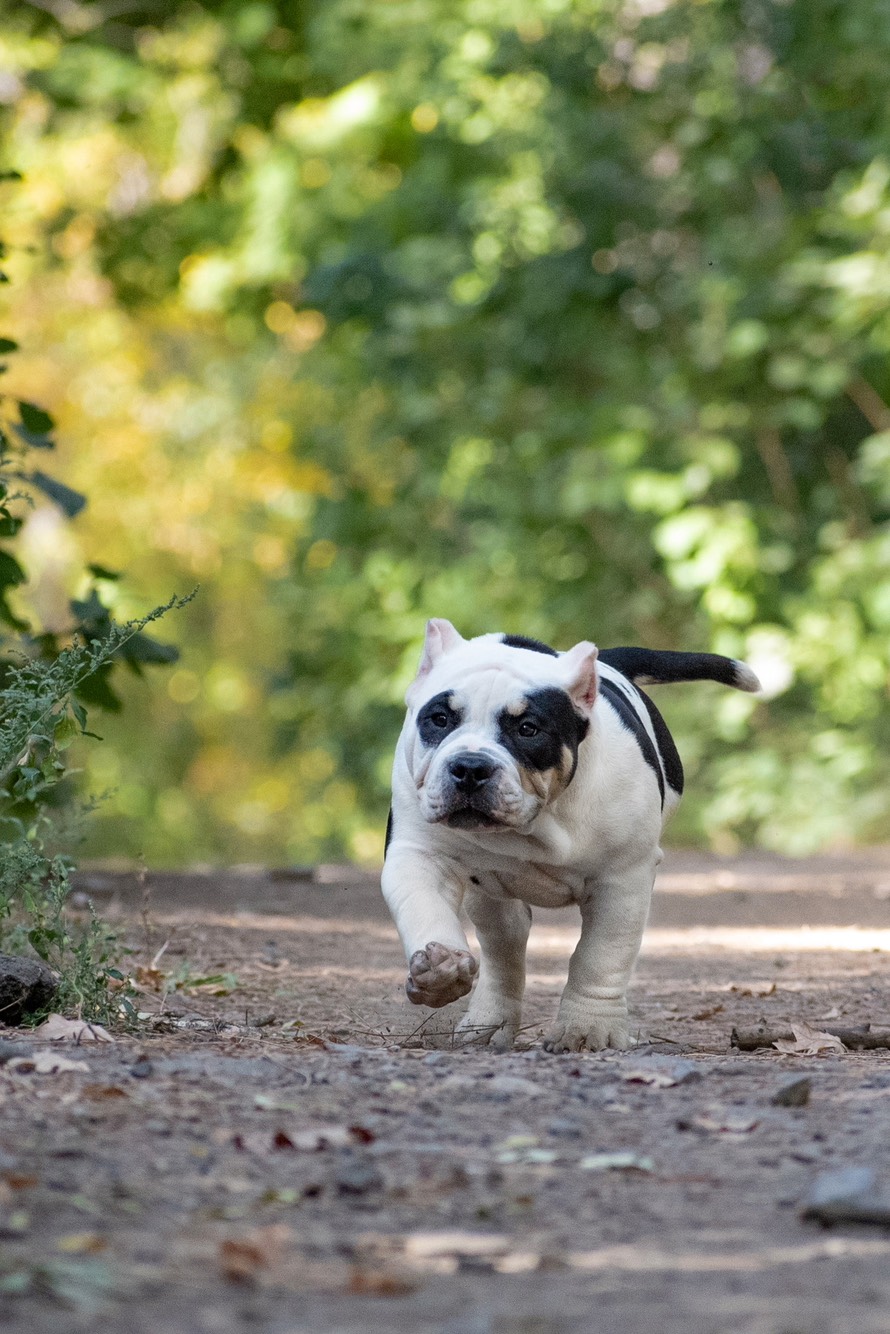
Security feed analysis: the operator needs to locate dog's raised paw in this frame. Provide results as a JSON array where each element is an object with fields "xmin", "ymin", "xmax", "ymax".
[{"xmin": 405, "ymin": 942, "xmax": 478, "ymax": 1008}]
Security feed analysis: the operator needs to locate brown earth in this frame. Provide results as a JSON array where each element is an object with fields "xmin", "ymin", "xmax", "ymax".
[{"xmin": 1, "ymin": 849, "xmax": 890, "ymax": 1333}]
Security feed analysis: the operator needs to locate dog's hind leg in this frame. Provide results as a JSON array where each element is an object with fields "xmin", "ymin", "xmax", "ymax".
[
  {"xmin": 457, "ymin": 888, "xmax": 531, "ymax": 1050},
  {"xmin": 544, "ymin": 857, "xmax": 657, "ymax": 1052}
]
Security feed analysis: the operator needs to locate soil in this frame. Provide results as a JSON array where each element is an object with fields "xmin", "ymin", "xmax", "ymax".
[{"xmin": 1, "ymin": 849, "xmax": 890, "ymax": 1334}]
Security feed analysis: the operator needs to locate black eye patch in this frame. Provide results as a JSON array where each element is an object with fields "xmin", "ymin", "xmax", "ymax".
[
  {"xmin": 417, "ymin": 691, "xmax": 463, "ymax": 746},
  {"xmin": 497, "ymin": 687, "xmax": 589, "ymax": 777}
]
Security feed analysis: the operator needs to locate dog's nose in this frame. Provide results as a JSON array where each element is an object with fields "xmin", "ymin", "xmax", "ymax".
[{"xmin": 447, "ymin": 753, "xmax": 495, "ymax": 793}]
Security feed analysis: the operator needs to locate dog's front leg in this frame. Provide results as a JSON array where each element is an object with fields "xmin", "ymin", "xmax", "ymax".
[
  {"xmin": 381, "ymin": 843, "xmax": 478, "ymax": 1008},
  {"xmin": 544, "ymin": 860, "xmax": 657, "ymax": 1052}
]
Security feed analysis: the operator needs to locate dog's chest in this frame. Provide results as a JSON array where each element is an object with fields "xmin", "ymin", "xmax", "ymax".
[{"xmin": 470, "ymin": 860, "xmax": 587, "ymax": 909}]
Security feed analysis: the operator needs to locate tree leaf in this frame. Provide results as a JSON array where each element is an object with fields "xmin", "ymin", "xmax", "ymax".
[
  {"xmin": 18, "ymin": 402, "xmax": 55, "ymax": 435},
  {"xmin": 29, "ymin": 471, "xmax": 87, "ymax": 517}
]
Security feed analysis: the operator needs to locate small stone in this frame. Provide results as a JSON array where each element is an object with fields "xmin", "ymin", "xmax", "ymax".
[
  {"xmin": 547, "ymin": 1119, "xmax": 582, "ymax": 1138},
  {"xmin": 482, "ymin": 1075, "xmax": 545, "ymax": 1100},
  {"xmin": 771, "ymin": 1076, "xmax": 811, "ymax": 1108},
  {"xmin": 802, "ymin": 1167, "xmax": 890, "ymax": 1226},
  {"xmin": 336, "ymin": 1157, "xmax": 384, "ymax": 1196},
  {"xmin": 130, "ymin": 1058, "xmax": 153, "ymax": 1079},
  {"xmin": 0, "ymin": 954, "xmax": 58, "ymax": 1025}
]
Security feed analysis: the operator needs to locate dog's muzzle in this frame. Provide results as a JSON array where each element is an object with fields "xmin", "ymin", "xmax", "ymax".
[{"xmin": 438, "ymin": 750, "xmax": 504, "ymax": 828}]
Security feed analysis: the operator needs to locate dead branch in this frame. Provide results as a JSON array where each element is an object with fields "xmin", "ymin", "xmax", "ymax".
[{"xmin": 732, "ymin": 1024, "xmax": 890, "ymax": 1051}]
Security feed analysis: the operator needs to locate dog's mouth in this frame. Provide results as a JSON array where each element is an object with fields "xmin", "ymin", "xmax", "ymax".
[{"xmin": 442, "ymin": 806, "xmax": 509, "ymax": 831}]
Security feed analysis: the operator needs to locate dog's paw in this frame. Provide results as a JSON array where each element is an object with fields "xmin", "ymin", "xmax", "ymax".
[
  {"xmin": 543, "ymin": 999, "xmax": 634, "ymax": 1053},
  {"xmin": 456, "ymin": 1004, "xmax": 520, "ymax": 1051},
  {"xmin": 406, "ymin": 942, "xmax": 478, "ymax": 1009}
]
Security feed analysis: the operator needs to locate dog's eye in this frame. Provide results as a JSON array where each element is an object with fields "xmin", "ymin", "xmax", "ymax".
[
  {"xmin": 430, "ymin": 712, "xmax": 450, "ymax": 728},
  {"xmin": 518, "ymin": 721, "xmax": 539, "ymax": 738}
]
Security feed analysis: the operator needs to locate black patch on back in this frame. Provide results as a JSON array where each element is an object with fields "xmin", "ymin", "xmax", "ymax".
[
  {"xmin": 417, "ymin": 691, "xmax": 462, "ymax": 747},
  {"xmin": 497, "ymin": 686, "xmax": 589, "ymax": 780},
  {"xmin": 501, "ymin": 634, "xmax": 558, "ymax": 657},
  {"xmin": 598, "ymin": 679, "xmax": 665, "ymax": 807},
  {"xmin": 599, "ymin": 646, "xmax": 739, "ymax": 687},
  {"xmin": 384, "ymin": 808, "xmax": 393, "ymax": 854},
  {"xmin": 634, "ymin": 689, "xmax": 684, "ymax": 795}
]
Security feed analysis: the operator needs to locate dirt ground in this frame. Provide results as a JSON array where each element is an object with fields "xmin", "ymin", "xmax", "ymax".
[{"xmin": 1, "ymin": 849, "xmax": 890, "ymax": 1334}]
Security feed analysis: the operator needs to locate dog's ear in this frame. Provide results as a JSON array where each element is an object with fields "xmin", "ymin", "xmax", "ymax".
[
  {"xmin": 407, "ymin": 619, "xmax": 465, "ymax": 704},
  {"xmin": 559, "ymin": 641, "xmax": 599, "ymax": 714}
]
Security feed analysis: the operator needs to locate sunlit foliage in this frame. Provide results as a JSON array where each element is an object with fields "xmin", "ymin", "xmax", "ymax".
[{"xmin": 1, "ymin": 0, "xmax": 889, "ymax": 861}]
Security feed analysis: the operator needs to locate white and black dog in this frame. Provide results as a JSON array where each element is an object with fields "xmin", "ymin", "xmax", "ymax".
[{"xmin": 381, "ymin": 620, "xmax": 760, "ymax": 1052}]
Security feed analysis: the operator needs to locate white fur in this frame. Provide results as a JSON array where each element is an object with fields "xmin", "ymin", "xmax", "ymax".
[{"xmin": 381, "ymin": 621, "xmax": 682, "ymax": 1052}]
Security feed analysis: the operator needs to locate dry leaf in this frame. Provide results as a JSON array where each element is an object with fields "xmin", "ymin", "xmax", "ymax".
[
  {"xmin": 33, "ymin": 1015, "xmax": 114, "ymax": 1044},
  {"xmin": 690, "ymin": 1003, "xmax": 725, "ymax": 1021},
  {"xmin": 773, "ymin": 1022, "xmax": 846, "ymax": 1056},
  {"xmin": 57, "ymin": 1232, "xmax": 107, "ymax": 1254},
  {"xmin": 9, "ymin": 1052, "xmax": 88, "ymax": 1075},
  {"xmin": 82, "ymin": 1084, "xmax": 128, "ymax": 1101},
  {"xmin": 133, "ymin": 965, "xmax": 166, "ymax": 990},
  {"xmin": 679, "ymin": 1109, "xmax": 759, "ymax": 1135},
  {"xmin": 232, "ymin": 1124, "xmax": 373, "ymax": 1155},
  {"xmin": 218, "ymin": 1225, "xmax": 291, "ymax": 1284},
  {"xmin": 819, "ymin": 1006, "xmax": 842, "ymax": 1021},
  {"xmin": 579, "ymin": 1151, "xmax": 656, "ymax": 1172},
  {"xmin": 348, "ymin": 1267, "xmax": 417, "ymax": 1295},
  {"xmin": 622, "ymin": 1068, "xmax": 680, "ymax": 1089},
  {"xmin": 718, "ymin": 981, "xmax": 776, "ymax": 997}
]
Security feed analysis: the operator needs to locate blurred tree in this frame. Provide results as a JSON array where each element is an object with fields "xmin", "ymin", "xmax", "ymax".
[{"xmin": 1, "ymin": 0, "xmax": 888, "ymax": 860}]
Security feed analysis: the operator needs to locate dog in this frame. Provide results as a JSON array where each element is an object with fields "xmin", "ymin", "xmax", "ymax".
[{"xmin": 381, "ymin": 619, "xmax": 760, "ymax": 1052}]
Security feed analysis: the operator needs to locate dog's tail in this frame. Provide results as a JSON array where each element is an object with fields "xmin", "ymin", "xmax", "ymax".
[{"xmin": 598, "ymin": 647, "xmax": 761, "ymax": 693}]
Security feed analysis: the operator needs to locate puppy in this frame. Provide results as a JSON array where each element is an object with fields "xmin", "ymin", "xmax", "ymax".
[{"xmin": 381, "ymin": 621, "xmax": 760, "ymax": 1051}]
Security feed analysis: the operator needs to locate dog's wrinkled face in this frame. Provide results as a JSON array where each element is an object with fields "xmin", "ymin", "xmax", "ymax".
[{"xmin": 403, "ymin": 620, "xmax": 598, "ymax": 832}]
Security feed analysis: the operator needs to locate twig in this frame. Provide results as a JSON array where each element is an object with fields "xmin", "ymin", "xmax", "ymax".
[{"xmin": 732, "ymin": 1024, "xmax": 890, "ymax": 1051}]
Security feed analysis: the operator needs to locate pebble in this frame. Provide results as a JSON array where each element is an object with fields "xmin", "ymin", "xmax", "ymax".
[{"xmin": 771, "ymin": 1076, "xmax": 811, "ymax": 1108}]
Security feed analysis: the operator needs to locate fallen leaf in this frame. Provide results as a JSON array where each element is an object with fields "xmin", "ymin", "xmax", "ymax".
[
  {"xmin": 232, "ymin": 1125, "xmax": 372, "ymax": 1155},
  {"xmin": 579, "ymin": 1152, "xmax": 655, "ymax": 1172},
  {"xmin": 218, "ymin": 1225, "xmax": 291, "ymax": 1284},
  {"xmin": 404, "ymin": 1231, "xmax": 511, "ymax": 1259},
  {"xmin": 2, "ymin": 1174, "xmax": 38, "ymax": 1190},
  {"xmin": 678, "ymin": 1109, "xmax": 759, "ymax": 1135},
  {"xmin": 622, "ymin": 1069, "xmax": 681, "ymax": 1089},
  {"xmin": 718, "ymin": 981, "xmax": 776, "ymax": 997},
  {"xmin": 8, "ymin": 1052, "xmax": 88, "ymax": 1075},
  {"xmin": 82, "ymin": 1084, "xmax": 128, "ymax": 1101},
  {"xmin": 176, "ymin": 972, "xmax": 238, "ymax": 996},
  {"xmin": 133, "ymin": 966, "xmax": 166, "ymax": 990},
  {"xmin": 773, "ymin": 1023, "xmax": 846, "ymax": 1057},
  {"xmin": 690, "ymin": 1003, "xmax": 725, "ymax": 1021},
  {"xmin": 33, "ymin": 1015, "xmax": 114, "ymax": 1044},
  {"xmin": 819, "ymin": 1006, "xmax": 842, "ymax": 1021},
  {"xmin": 57, "ymin": 1232, "xmax": 107, "ymax": 1255},
  {"xmin": 348, "ymin": 1267, "xmax": 417, "ymax": 1296}
]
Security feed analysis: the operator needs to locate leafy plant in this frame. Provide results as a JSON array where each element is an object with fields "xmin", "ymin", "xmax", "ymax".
[
  {"xmin": 0, "ymin": 595, "xmax": 192, "ymax": 1020},
  {"xmin": 0, "ymin": 188, "xmax": 191, "ymax": 1020}
]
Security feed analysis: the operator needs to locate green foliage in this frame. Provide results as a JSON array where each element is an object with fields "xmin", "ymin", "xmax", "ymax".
[
  {"xmin": 3, "ymin": 1, "xmax": 890, "ymax": 857},
  {"xmin": 0, "ymin": 183, "xmax": 190, "ymax": 1012},
  {"xmin": 0, "ymin": 595, "xmax": 192, "ymax": 1019}
]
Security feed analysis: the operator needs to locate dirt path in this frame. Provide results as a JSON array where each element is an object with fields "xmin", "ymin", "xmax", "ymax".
[{"xmin": 1, "ymin": 851, "xmax": 890, "ymax": 1333}]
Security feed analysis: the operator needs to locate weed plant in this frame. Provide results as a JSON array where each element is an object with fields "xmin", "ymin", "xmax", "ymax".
[{"xmin": 0, "ymin": 191, "xmax": 190, "ymax": 1021}]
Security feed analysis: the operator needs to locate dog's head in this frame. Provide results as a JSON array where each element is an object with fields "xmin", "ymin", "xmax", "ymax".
[{"xmin": 402, "ymin": 619, "xmax": 597, "ymax": 832}]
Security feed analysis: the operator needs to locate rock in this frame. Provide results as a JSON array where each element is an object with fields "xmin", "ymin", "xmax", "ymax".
[
  {"xmin": 335, "ymin": 1157, "xmax": 384, "ymax": 1196},
  {"xmin": 0, "ymin": 953, "xmax": 57, "ymax": 1025},
  {"xmin": 771, "ymin": 1076, "xmax": 811, "ymax": 1107},
  {"xmin": 801, "ymin": 1167, "xmax": 890, "ymax": 1226}
]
